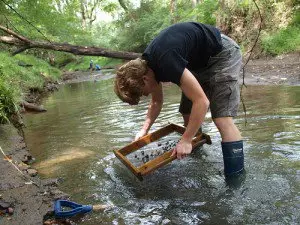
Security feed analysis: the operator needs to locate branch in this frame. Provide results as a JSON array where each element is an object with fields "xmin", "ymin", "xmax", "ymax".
[
  {"xmin": 118, "ymin": 0, "xmax": 128, "ymax": 10},
  {"xmin": 0, "ymin": 25, "xmax": 30, "ymax": 43},
  {"xmin": 0, "ymin": 36, "xmax": 24, "ymax": 45},
  {"xmin": 239, "ymin": 0, "xmax": 263, "ymax": 126},
  {"xmin": 242, "ymin": 0, "xmax": 263, "ymax": 86},
  {"xmin": 89, "ymin": 0, "xmax": 100, "ymax": 19}
]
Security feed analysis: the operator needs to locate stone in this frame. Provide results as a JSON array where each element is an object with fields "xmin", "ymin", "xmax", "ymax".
[
  {"xmin": 18, "ymin": 162, "xmax": 30, "ymax": 171},
  {"xmin": 27, "ymin": 169, "xmax": 38, "ymax": 177}
]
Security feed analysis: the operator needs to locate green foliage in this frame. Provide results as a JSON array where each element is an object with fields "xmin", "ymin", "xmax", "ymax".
[
  {"xmin": 111, "ymin": 0, "xmax": 219, "ymax": 52},
  {"xmin": 261, "ymin": 11, "xmax": 300, "ymax": 55},
  {"xmin": 291, "ymin": 9, "xmax": 300, "ymax": 26},
  {"xmin": 1, "ymin": 0, "xmax": 113, "ymax": 46},
  {"xmin": 261, "ymin": 25, "xmax": 300, "ymax": 55},
  {"xmin": 111, "ymin": 0, "xmax": 172, "ymax": 52},
  {"xmin": 51, "ymin": 52, "xmax": 78, "ymax": 68},
  {"xmin": 177, "ymin": 0, "xmax": 219, "ymax": 25},
  {"xmin": 1, "ymin": 0, "xmax": 299, "ymax": 60},
  {"xmin": 0, "ymin": 51, "xmax": 61, "ymax": 123},
  {"xmin": 0, "ymin": 52, "xmax": 61, "ymax": 90}
]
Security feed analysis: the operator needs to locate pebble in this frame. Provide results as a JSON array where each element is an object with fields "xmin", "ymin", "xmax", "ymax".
[
  {"xmin": 18, "ymin": 163, "xmax": 30, "ymax": 171},
  {"xmin": 27, "ymin": 169, "xmax": 38, "ymax": 177},
  {"xmin": 0, "ymin": 201, "xmax": 13, "ymax": 215},
  {"xmin": 0, "ymin": 201, "xmax": 10, "ymax": 210}
]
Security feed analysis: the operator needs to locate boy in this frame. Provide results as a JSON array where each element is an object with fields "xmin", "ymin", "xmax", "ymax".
[{"xmin": 114, "ymin": 22, "xmax": 244, "ymax": 177}]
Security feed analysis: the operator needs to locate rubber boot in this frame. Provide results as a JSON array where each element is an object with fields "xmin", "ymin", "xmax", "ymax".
[{"xmin": 221, "ymin": 140, "xmax": 244, "ymax": 177}]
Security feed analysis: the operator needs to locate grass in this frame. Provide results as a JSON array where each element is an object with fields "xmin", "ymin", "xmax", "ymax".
[
  {"xmin": 0, "ymin": 51, "xmax": 120, "ymax": 125},
  {"xmin": 262, "ymin": 26, "xmax": 300, "ymax": 55},
  {"xmin": 0, "ymin": 51, "xmax": 61, "ymax": 124},
  {"xmin": 0, "ymin": 75, "xmax": 18, "ymax": 124}
]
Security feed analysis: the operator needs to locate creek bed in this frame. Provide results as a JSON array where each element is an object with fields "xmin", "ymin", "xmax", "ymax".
[{"xmin": 23, "ymin": 76, "xmax": 300, "ymax": 224}]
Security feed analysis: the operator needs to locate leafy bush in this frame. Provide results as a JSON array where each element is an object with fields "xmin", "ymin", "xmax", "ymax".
[
  {"xmin": 112, "ymin": 1, "xmax": 172, "ymax": 52},
  {"xmin": 262, "ymin": 26, "xmax": 300, "ymax": 55},
  {"xmin": 112, "ymin": 0, "xmax": 219, "ymax": 52},
  {"xmin": 177, "ymin": 0, "xmax": 219, "ymax": 25},
  {"xmin": 261, "ymin": 11, "xmax": 300, "ymax": 55}
]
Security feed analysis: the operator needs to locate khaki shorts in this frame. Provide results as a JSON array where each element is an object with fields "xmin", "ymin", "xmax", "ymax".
[{"xmin": 179, "ymin": 34, "xmax": 242, "ymax": 118}]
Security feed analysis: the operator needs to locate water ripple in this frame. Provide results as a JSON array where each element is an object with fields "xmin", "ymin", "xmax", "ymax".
[{"xmin": 23, "ymin": 80, "xmax": 300, "ymax": 224}]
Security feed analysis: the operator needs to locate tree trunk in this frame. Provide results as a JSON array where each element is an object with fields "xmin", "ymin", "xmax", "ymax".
[
  {"xmin": 0, "ymin": 25, "xmax": 141, "ymax": 60},
  {"xmin": 80, "ymin": 1, "xmax": 87, "ymax": 29},
  {"xmin": 191, "ymin": 0, "xmax": 197, "ymax": 7},
  {"xmin": 170, "ymin": 0, "xmax": 177, "ymax": 24},
  {"xmin": 118, "ymin": 0, "xmax": 128, "ymax": 10},
  {"xmin": 80, "ymin": 0, "xmax": 101, "ymax": 29}
]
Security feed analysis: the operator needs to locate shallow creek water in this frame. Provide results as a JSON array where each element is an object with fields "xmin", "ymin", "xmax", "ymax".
[{"xmin": 23, "ymin": 74, "xmax": 300, "ymax": 224}]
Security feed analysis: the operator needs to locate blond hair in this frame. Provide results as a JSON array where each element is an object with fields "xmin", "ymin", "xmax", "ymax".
[{"xmin": 114, "ymin": 58, "xmax": 148, "ymax": 105}]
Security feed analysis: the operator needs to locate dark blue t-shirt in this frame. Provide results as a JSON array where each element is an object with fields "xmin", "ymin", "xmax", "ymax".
[{"xmin": 142, "ymin": 22, "xmax": 222, "ymax": 85}]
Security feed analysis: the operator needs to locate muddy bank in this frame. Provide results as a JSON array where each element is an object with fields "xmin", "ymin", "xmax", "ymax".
[
  {"xmin": 241, "ymin": 52, "xmax": 300, "ymax": 86},
  {"xmin": 0, "ymin": 79, "xmax": 68, "ymax": 225},
  {"xmin": 0, "ymin": 71, "xmax": 112, "ymax": 225},
  {"xmin": 0, "ymin": 125, "xmax": 69, "ymax": 225}
]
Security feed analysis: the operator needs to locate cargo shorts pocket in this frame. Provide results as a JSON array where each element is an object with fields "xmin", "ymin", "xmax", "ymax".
[
  {"xmin": 227, "ymin": 80, "xmax": 240, "ymax": 116},
  {"xmin": 209, "ymin": 78, "xmax": 240, "ymax": 118}
]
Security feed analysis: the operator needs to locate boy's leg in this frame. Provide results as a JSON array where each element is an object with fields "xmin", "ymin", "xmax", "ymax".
[
  {"xmin": 213, "ymin": 117, "xmax": 244, "ymax": 176},
  {"xmin": 206, "ymin": 34, "xmax": 244, "ymax": 177},
  {"xmin": 213, "ymin": 117, "xmax": 241, "ymax": 142}
]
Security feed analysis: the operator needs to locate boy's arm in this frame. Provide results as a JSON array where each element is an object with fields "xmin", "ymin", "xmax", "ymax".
[
  {"xmin": 135, "ymin": 83, "xmax": 163, "ymax": 140},
  {"xmin": 172, "ymin": 68, "xmax": 209, "ymax": 159}
]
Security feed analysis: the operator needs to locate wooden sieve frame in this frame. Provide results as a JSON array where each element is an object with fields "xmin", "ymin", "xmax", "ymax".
[{"xmin": 113, "ymin": 123, "xmax": 212, "ymax": 181}]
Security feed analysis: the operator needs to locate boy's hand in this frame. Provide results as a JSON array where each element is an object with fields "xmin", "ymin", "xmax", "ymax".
[
  {"xmin": 134, "ymin": 129, "xmax": 148, "ymax": 141},
  {"xmin": 171, "ymin": 139, "xmax": 192, "ymax": 159}
]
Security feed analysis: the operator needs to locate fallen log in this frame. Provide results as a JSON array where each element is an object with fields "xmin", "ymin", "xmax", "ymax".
[{"xmin": 0, "ymin": 25, "xmax": 142, "ymax": 60}]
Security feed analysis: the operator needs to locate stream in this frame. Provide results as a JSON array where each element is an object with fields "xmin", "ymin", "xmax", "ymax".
[{"xmin": 23, "ymin": 73, "xmax": 300, "ymax": 224}]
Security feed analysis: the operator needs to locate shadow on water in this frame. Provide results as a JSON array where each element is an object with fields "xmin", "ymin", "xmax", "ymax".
[{"xmin": 23, "ymin": 77, "xmax": 300, "ymax": 224}]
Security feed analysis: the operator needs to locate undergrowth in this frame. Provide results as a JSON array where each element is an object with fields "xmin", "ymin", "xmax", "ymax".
[{"xmin": 0, "ymin": 52, "xmax": 61, "ymax": 124}]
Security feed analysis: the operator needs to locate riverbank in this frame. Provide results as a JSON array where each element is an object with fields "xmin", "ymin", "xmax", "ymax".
[
  {"xmin": 0, "ymin": 125, "xmax": 69, "ymax": 225},
  {"xmin": 62, "ymin": 52, "xmax": 300, "ymax": 86},
  {"xmin": 0, "ymin": 52, "xmax": 299, "ymax": 225},
  {"xmin": 0, "ymin": 76, "xmax": 68, "ymax": 224},
  {"xmin": 242, "ymin": 52, "xmax": 300, "ymax": 86},
  {"xmin": 0, "ymin": 70, "xmax": 112, "ymax": 225}
]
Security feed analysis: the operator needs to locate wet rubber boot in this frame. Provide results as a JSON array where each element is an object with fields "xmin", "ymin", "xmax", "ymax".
[{"xmin": 221, "ymin": 140, "xmax": 244, "ymax": 177}]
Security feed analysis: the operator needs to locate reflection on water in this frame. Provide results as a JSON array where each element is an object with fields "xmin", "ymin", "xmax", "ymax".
[
  {"xmin": 34, "ymin": 147, "xmax": 95, "ymax": 175},
  {"xmin": 24, "ymin": 76, "xmax": 300, "ymax": 224}
]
